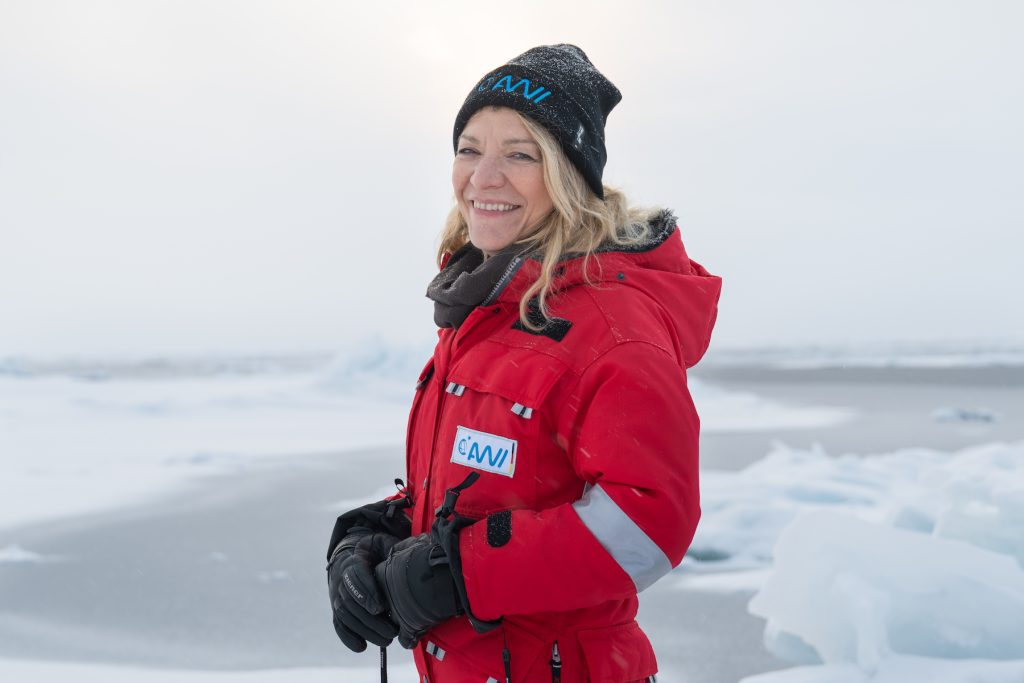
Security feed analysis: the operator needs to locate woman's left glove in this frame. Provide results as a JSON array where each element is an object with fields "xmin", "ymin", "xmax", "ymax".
[
  {"xmin": 328, "ymin": 532, "xmax": 402, "ymax": 652},
  {"xmin": 372, "ymin": 473, "xmax": 503, "ymax": 649},
  {"xmin": 373, "ymin": 530, "xmax": 466, "ymax": 649}
]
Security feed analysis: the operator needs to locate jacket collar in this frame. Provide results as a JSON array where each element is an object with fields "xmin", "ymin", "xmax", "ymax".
[
  {"xmin": 489, "ymin": 208, "xmax": 722, "ymax": 369},
  {"xmin": 490, "ymin": 208, "xmax": 681, "ymax": 304}
]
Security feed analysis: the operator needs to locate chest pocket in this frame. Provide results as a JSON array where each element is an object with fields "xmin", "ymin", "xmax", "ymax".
[{"xmin": 432, "ymin": 347, "xmax": 571, "ymax": 519}]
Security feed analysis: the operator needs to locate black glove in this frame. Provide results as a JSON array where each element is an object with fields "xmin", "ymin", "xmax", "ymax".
[
  {"xmin": 374, "ymin": 532, "xmax": 463, "ymax": 649},
  {"xmin": 328, "ymin": 532, "xmax": 402, "ymax": 652},
  {"xmin": 325, "ymin": 488, "xmax": 412, "ymax": 652},
  {"xmin": 374, "ymin": 473, "xmax": 502, "ymax": 649}
]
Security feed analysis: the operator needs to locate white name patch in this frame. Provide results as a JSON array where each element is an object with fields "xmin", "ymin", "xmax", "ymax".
[{"xmin": 450, "ymin": 425, "xmax": 517, "ymax": 478}]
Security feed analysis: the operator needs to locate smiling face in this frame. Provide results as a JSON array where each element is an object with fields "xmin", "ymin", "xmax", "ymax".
[{"xmin": 452, "ymin": 107, "xmax": 554, "ymax": 255}]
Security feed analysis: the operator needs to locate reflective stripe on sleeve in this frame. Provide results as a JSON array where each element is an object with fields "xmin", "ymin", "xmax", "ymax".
[{"xmin": 571, "ymin": 483, "xmax": 673, "ymax": 592}]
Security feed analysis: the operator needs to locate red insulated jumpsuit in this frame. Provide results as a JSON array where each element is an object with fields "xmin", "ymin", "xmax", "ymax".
[{"xmin": 405, "ymin": 214, "xmax": 721, "ymax": 683}]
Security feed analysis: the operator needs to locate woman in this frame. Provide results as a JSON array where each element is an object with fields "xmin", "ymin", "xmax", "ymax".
[{"xmin": 327, "ymin": 44, "xmax": 721, "ymax": 683}]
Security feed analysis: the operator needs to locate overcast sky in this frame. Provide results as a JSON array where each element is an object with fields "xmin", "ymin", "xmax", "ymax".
[{"xmin": 1, "ymin": 0, "xmax": 1021, "ymax": 358}]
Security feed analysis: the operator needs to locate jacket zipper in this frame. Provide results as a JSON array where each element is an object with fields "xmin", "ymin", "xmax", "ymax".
[
  {"xmin": 549, "ymin": 641, "xmax": 562, "ymax": 683},
  {"xmin": 420, "ymin": 333, "xmax": 457, "ymax": 532},
  {"xmin": 421, "ymin": 256, "xmax": 514, "ymax": 526},
  {"xmin": 482, "ymin": 255, "xmax": 525, "ymax": 306}
]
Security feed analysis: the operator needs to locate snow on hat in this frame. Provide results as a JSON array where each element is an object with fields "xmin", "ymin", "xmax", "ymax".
[{"xmin": 452, "ymin": 44, "xmax": 621, "ymax": 199}]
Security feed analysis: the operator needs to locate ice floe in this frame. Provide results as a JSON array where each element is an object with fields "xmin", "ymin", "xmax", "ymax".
[{"xmin": 682, "ymin": 440, "xmax": 1024, "ymax": 682}]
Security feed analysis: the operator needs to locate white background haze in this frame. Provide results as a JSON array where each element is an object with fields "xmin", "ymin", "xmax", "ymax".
[{"xmin": 1, "ymin": 0, "xmax": 1022, "ymax": 357}]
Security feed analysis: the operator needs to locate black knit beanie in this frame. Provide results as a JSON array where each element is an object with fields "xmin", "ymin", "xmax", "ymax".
[{"xmin": 452, "ymin": 44, "xmax": 621, "ymax": 199}]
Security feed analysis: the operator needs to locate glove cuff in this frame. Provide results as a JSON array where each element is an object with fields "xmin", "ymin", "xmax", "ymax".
[
  {"xmin": 327, "ymin": 538, "xmax": 350, "ymax": 566},
  {"xmin": 435, "ymin": 516, "xmax": 502, "ymax": 634},
  {"xmin": 326, "ymin": 488, "xmax": 413, "ymax": 561}
]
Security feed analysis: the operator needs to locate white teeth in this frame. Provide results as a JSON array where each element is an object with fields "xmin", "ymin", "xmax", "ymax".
[{"xmin": 473, "ymin": 201, "xmax": 519, "ymax": 212}]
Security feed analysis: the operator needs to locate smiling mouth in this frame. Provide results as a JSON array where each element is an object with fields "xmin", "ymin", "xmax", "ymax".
[{"xmin": 472, "ymin": 200, "xmax": 521, "ymax": 212}]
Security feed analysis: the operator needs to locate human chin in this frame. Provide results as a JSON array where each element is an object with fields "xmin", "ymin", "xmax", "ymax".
[{"xmin": 467, "ymin": 218, "xmax": 523, "ymax": 255}]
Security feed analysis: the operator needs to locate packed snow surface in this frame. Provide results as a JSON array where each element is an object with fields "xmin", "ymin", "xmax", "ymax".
[
  {"xmin": 0, "ymin": 544, "xmax": 52, "ymax": 563},
  {"xmin": 689, "ymin": 379, "xmax": 854, "ymax": 433},
  {"xmin": 740, "ymin": 656, "xmax": 1024, "ymax": 683},
  {"xmin": 0, "ymin": 659, "xmax": 418, "ymax": 682},
  {"xmin": 931, "ymin": 406, "xmax": 1002, "ymax": 423}
]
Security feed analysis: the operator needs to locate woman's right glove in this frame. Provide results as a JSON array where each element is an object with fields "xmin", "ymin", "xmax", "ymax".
[
  {"xmin": 326, "ymin": 491, "xmax": 412, "ymax": 652},
  {"xmin": 328, "ymin": 531, "xmax": 402, "ymax": 651}
]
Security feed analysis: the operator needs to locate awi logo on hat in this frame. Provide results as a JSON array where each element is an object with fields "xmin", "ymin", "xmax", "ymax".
[{"xmin": 477, "ymin": 72, "xmax": 553, "ymax": 105}]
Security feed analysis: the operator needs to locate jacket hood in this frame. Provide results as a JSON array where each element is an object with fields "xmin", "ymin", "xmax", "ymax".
[{"xmin": 496, "ymin": 209, "xmax": 722, "ymax": 368}]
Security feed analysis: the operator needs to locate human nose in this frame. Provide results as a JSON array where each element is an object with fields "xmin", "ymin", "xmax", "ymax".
[{"xmin": 470, "ymin": 155, "xmax": 505, "ymax": 189}]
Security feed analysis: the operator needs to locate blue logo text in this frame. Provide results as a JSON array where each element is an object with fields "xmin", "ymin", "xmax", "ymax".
[
  {"xmin": 477, "ymin": 73, "xmax": 553, "ymax": 104},
  {"xmin": 458, "ymin": 436, "xmax": 510, "ymax": 469}
]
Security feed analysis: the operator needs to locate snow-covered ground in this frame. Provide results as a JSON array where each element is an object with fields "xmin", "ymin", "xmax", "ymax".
[
  {"xmin": 2, "ymin": 347, "xmax": 1022, "ymax": 682},
  {"xmin": 0, "ymin": 354, "xmax": 850, "ymax": 532},
  {"xmin": 0, "ymin": 659, "xmax": 418, "ymax": 683}
]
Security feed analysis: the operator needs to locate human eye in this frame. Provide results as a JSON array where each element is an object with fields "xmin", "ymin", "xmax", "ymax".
[
  {"xmin": 510, "ymin": 151, "xmax": 538, "ymax": 162},
  {"xmin": 457, "ymin": 147, "xmax": 480, "ymax": 156}
]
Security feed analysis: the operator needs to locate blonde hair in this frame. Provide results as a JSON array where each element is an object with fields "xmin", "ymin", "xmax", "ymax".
[{"xmin": 439, "ymin": 107, "xmax": 656, "ymax": 329}]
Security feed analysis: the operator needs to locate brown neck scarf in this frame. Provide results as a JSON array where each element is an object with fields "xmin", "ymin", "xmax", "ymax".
[{"xmin": 426, "ymin": 242, "xmax": 525, "ymax": 329}]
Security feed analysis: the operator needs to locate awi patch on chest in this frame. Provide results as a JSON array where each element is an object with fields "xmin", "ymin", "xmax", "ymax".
[{"xmin": 451, "ymin": 425, "xmax": 517, "ymax": 478}]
